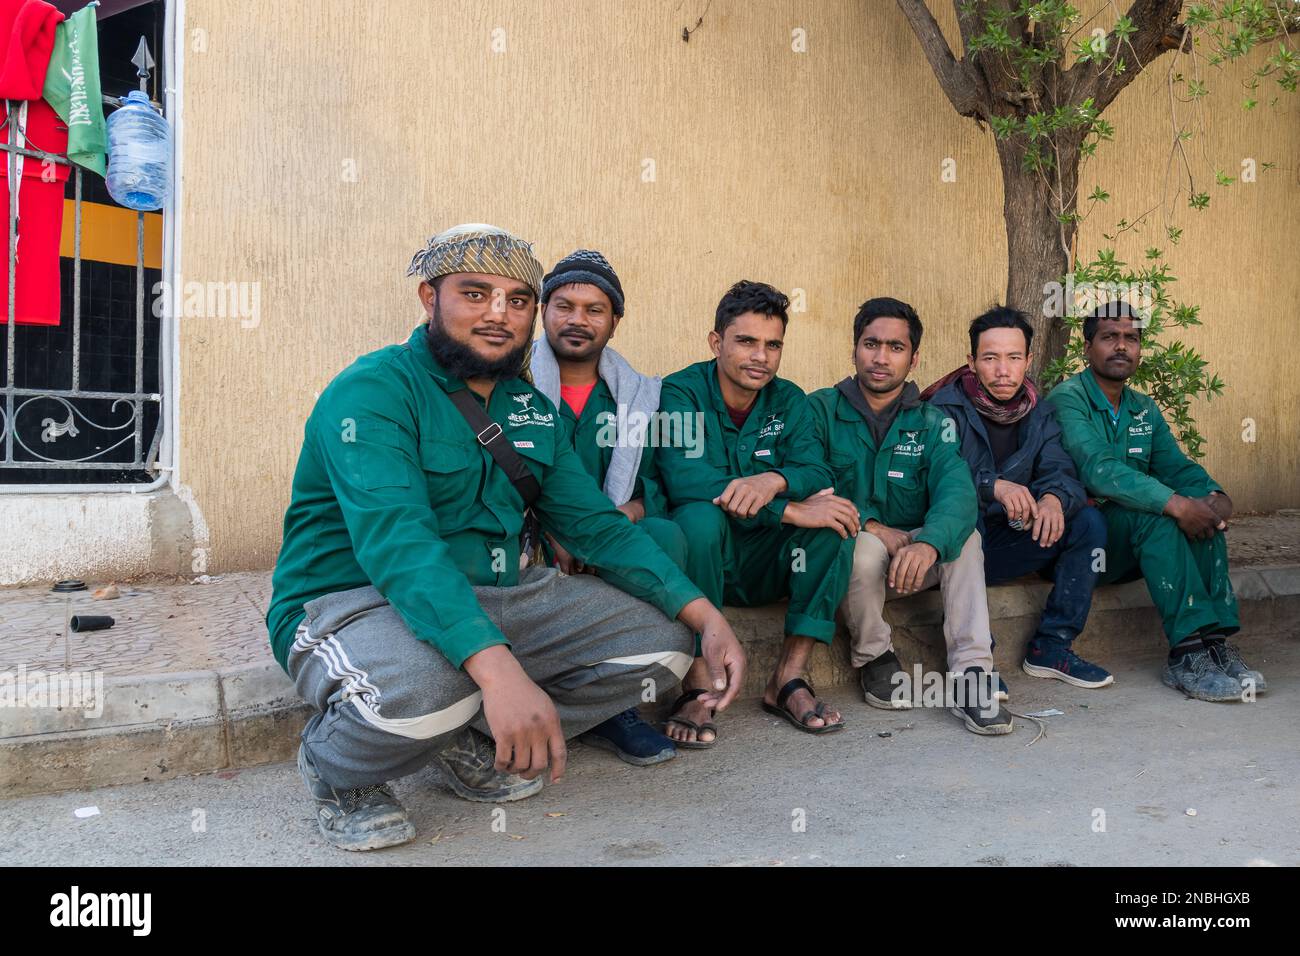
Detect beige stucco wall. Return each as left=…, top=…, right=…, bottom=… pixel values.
left=177, top=0, right=1300, bottom=571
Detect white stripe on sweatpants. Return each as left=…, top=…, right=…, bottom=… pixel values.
left=597, top=650, right=693, bottom=680
left=293, top=622, right=383, bottom=706
left=348, top=648, right=692, bottom=740
left=352, top=690, right=484, bottom=740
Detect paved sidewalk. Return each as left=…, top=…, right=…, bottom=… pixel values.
left=4, top=514, right=1298, bottom=678
left=2, top=636, right=1296, bottom=866
left=2, top=514, right=1299, bottom=798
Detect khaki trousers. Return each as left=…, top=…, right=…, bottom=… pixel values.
left=839, top=530, right=993, bottom=672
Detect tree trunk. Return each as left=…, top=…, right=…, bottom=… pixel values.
left=995, top=137, right=1080, bottom=381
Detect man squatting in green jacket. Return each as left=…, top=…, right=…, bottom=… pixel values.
left=529, top=248, right=691, bottom=765
left=808, top=297, right=1014, bottom=735
left=267, top=224, right=746, bottom=852
left=1048, top=302, right=1265, bottom=702
left=656, top=281, right=862, bottom=743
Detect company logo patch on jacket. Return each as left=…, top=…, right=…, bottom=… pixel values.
left=892, top=431, right=926, bottom=457
left=757, top=414, right=784, bottom=440
left=507, top=392, right=555, bottom=428
left=1128, top=407, right=1153, bottom=438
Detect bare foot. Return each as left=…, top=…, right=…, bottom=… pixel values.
left=664, top=689, right=716, bottom=744
left=762, top=671, right=843, bottom=730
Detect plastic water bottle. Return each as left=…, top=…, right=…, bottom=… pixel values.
left=105, top=90, right=171, bottom=211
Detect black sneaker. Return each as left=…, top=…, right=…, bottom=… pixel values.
left=297, top=743, right=417, bottom=852
left=948, top=667, right=1014, bottom=736
left=433, top=727, right=545, bottom=803
left=858, top=650, right=910, bottom=710
left=1161, top=645, right=1243, bottom=702
left=1207, top=640, right=1266, bottom=694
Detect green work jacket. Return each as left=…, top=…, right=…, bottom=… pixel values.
left=1047, top=368, right=1221, bottom=514
left=267, top=325, right=702, bottom=671
left=806, top=378, right=976, bottom=563
left=655, top=359, right=833, bottom=527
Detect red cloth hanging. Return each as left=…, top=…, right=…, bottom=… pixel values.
left=0, top=0, right=67, bottom=327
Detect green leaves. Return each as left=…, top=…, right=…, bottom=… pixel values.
left=1041, top=248, right=1222, bottom=458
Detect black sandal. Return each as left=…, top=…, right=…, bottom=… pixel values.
left=663, top=688, right=718, bottom=749
left=762, top=678, right=845, bottom=735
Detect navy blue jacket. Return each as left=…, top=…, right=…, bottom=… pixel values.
left=928, top=380, right=1086, bottom=521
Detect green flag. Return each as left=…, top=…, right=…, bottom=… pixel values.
left=42, top=6, right=107, bottom=178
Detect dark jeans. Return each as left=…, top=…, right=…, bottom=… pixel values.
left=980, top=505, right=1107, bottom=646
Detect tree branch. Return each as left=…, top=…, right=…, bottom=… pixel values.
left=1064, top=0, right=1188, bottom=113
left=896, top=0, right=990, bottom=121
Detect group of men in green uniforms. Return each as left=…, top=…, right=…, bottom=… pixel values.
left=268, top=223, right=1263, bottom=851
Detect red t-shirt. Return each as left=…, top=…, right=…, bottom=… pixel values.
left=725, top=403, right=752, bottom=429
left=561, top=381, right=598, bottom=418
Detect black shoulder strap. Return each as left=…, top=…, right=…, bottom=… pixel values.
left=446, top=388, right=542, bottom=507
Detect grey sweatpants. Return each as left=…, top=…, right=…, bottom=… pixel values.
left=288, top=566, right=694, bottom=789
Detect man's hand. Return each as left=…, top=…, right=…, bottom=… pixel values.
left=677, top=598, right=746, bottom=713
left=864, top=520, right=912, bottom=558
left=1165, top=493, right=1226, bottom=541
left=546, top=533, right=588, bottom=576
left=993, top=479, right=1038, bottom=525
left=1032, top=493, right=1065, bottom=548
left=783, top=488, right=859, bottom=539
left=465, top=646, right=566, bottom=784
left=616, top=499, right=646, bottom=524
left=889, top=541, right=939, bottom=595
left=713, top=472, right=787, bottom=519
left=1203, top=492, right=1233, bottom=524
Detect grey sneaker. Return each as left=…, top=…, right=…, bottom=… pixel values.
left=433, top=727, right=544, bottom=803
left=1162, top=646, right=1244, bottom=702
left=858, top=650, right=911, bottom=710
left=948, top=668, right=1014, bottom=736
left=1208, top=641, right=1266, bottom=694
left=297, top=743, right=417, bottom=852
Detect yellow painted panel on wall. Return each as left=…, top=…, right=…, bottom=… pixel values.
left=59, top=200, right=162, bottom=269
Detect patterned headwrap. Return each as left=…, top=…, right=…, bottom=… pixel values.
left=405, top=223, right=544, bottom=298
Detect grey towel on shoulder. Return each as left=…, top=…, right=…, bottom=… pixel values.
left=531, top=335, right=660, bottom=506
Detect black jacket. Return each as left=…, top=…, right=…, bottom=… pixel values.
left=928, top=380, right=1086, bottom=521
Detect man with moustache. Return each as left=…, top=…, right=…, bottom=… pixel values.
left=267, top=224, right=746, bottom=851
left=925, top=306, right=1110, bottom=688
left=529, top=248, right=688, bottom=766
left=808, top=297, right=1013, bottom=735
left=1048, top=301, right=1263, bottom=702
left=656, top=280, right=859, bottom=743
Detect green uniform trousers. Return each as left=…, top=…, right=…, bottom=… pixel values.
left=670, top=501, right=854, bottom=646
left=594, top=516, right=689, bottom=593
left=1099, top=504, right=1239, bottom=645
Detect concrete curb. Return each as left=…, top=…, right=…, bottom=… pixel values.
left=3, top=565, right=1298, bottom=798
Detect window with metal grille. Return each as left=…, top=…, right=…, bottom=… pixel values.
left=1, top=0, right=166, bottom=488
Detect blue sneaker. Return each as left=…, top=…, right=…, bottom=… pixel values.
left=580, top=708, right=677, bottom=766
left=1022, top=638, right=1113, bottom=689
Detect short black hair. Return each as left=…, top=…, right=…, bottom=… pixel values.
left=714, top=280, right=789, bottom=334
left=853, top=297, right=922, bottom=353
left=969, top=305, right=1034, bottom=355
left=1083, top=300, right=1144, bottom=342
